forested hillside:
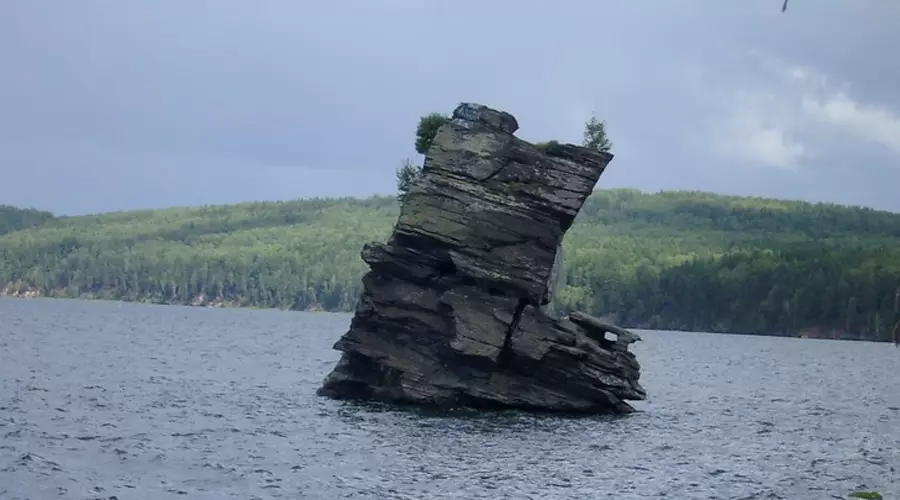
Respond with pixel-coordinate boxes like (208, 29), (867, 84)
(2, 189), (899, 341)
(0, 205), (55, 236)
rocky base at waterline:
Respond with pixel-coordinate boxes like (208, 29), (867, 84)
(317, 102), (646, 414)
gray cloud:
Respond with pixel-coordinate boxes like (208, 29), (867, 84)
(1, 0), (898, 214)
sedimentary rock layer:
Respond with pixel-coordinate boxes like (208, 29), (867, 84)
(317, 103), (646, 413)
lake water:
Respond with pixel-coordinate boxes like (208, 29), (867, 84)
(1, 297), (898, 499)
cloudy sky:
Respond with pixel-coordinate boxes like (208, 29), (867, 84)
(2, 1), (899, 215)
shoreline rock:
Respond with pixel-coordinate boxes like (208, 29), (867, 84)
(317, 102), (646, 414)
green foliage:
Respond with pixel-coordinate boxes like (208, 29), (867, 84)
(0, 196), (397, 311)
(582, 116), (612, 153)
(2, 188), (900, 341)
(395, 158), (421, 202)
(534, 140), (561, 152)
(395, 112), (449, 201)
(895, 286), (900, 346)
(414, 112), (450, 155)
(0, 205), (55, 236)
(848, 492), (883, 500)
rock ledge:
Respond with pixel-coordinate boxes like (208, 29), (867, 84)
(317, 102), (646, 414)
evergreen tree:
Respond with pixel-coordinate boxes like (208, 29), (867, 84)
(395, 158), (421, 202)
(582, 116), (612, 153)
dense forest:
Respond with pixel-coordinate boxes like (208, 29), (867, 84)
(0, 205), (55, 236)
(2, 189), (899, 341)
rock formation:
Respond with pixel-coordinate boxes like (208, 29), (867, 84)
(317, 103), (646, 414)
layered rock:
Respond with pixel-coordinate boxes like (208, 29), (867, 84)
(317, 103), (646, 413)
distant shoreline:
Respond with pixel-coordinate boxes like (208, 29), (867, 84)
(2, 290), (889, 344)
(3, 190), (899, 344)
(0, 287), (328, 313)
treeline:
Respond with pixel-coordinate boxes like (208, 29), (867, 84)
(557, 241), (900, 340)
(0, 197), (395, 311)
(1, 189), (899, 341)
(0, 205), (55, 236)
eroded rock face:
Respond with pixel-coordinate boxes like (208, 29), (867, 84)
(317, 102), (646, 413)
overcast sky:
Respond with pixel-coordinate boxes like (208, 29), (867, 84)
(2, 1), (899, 215)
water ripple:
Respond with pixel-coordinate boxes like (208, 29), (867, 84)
(1, 297), (898, 499)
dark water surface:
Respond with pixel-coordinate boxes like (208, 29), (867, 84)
(1, 298), (898, 499)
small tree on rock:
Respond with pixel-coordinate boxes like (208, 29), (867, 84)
(395, 158), (421, 202)
(415, 112), (450, 155)
(396, 112), (450, 202)
(582, 116), (612, 153)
